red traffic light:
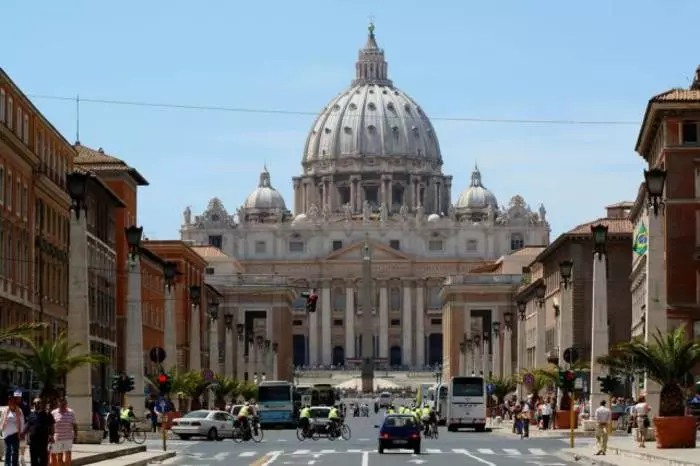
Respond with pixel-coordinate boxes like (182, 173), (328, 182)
(158, 374), (168, 384)
(564, 370), (575, 381)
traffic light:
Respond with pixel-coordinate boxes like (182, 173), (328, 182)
(598, 375), (620, 395)
(127, 375), (135, 392)
(558, 370), (576, 391)
(157, 372), (172, 394)
(111, 375), (120, 391)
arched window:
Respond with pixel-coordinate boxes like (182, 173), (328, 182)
(428, 287), (441, 309)
(333, 288), (345, 310)
(390, 287), (401, 310)
(510, 233), (524, 251)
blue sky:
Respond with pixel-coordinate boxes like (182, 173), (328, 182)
(2, 0), (698, 239)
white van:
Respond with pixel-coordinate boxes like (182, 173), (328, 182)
(377, 392), (392, 408)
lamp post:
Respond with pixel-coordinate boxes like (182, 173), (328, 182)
(557, 259), (574, 409)
(459, 333), (468, 375)
(124, 224), (146, 414)
(163, 261), (178, 373)
(492, 321), (502, 378)
(189, 285), (202, 371)
(465, 338), (473, 374)
(644, 168), (667, 216)
(224, 314), (234, 378)
(482, 331), (490, 376)
(503, 311), (514, 378)
(65, 172), (101, 443)
(534, 283), (547, 370)
(207, 302), (219, 407)
(590, 225), (609, 415)
(516, 301), (527, 396)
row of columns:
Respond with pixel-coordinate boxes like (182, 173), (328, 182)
(308, 279), (427, 366)
(459, 312), (513, 379)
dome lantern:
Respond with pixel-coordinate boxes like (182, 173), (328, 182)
(352, 22), (393, 87)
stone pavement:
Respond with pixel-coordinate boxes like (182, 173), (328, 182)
(44, 444), (175, 466)
(561, 436), (700, 466)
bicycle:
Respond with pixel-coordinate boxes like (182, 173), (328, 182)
(327, 419), (351, 441)
(233, 418), (263, 443)
(118, 421), (146, 445)
(424, 422), (438, 439)
(296, 420), (320, 441)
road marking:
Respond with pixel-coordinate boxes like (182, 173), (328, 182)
(277, 439), (288, 442)
(212, 452), (229, 461)
(454, 448), (496, 466)
(426, 448), (441, 454)
(292, 450), (311, 455)
(261, 451), (283, 466)
(528, 448), (547, 455)
(358, 438), (370, 441)
(319, 449), (336, 454)
(477, 448), (495, 454)
(240, 451), (256, 457)
(503, 448), (521, 455)
(361, 451), (369, 466)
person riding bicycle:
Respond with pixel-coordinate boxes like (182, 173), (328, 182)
(328, 405), (341, 434)
(421, 405), (433, 435)
(120, 406), (135, 436)
(248, 399), (260, 435)
(299, 404), (312, 435)
(385, 405), (395, 415)
(238, 402), (253, 435)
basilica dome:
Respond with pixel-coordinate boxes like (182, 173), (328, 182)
(455, 166), (498, 210)
(243, 166), (287, 211)
(303, 24), (442, 165)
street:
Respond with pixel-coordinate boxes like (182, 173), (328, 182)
(155, 412), (578, 466)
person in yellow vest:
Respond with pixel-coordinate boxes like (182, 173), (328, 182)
(422, 405), (434, 435)
(413, 407), (421, 424)
(120, 406), (134, 436)
(328, 405), (341, 433)
(299, 405), (312, 435)
(386, 406), (395, 415)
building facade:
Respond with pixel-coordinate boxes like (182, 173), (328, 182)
(139, 246), (168, 375)
(515, 204), (633, 384)
(0, 68), (72, 396)
(181, 26), (550, 370)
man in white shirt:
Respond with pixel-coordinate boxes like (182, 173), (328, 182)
(593, 400), (612, 455)
(540, 401), (553, 430)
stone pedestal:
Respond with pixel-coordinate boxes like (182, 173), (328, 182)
(589, 253), (609, 413)
(125, 260), (145, 414)
(189, 304), (201, 372)
(67, 210), (101, 443)
(163, 286), (177, 372)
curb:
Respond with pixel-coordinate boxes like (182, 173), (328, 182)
(560, 447), (700, 466)
(74, 446), (147, 466)
(117, 451), (177, 466)
(559, 451), (624, 466)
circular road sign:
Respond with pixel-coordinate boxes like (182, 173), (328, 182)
(523, 372), (535, 386)
(202, 368), (214, 382)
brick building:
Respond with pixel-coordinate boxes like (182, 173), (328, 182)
(0, 68), (72, 393)
(143, 240), (209, 371)
(515, 203), (633, 376)
(139, 246), (168, 375)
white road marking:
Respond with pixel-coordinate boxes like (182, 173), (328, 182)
(361, 451), (369, 466)
(277, 439), (288, 442)
(454, 448), (496, 466)
(347, 449), (362, 453)
(425, 448), (441, 454)
(239, 451), (256, 457)
(262, 451), (283, 466)
(212, 452), (229, 461)
(528, 448), (547, 455)
(358, 438), (370, 441)
(503, 448), (522, 455)
(292, 450), (311, 455)
(477, 448), (495, 454)
(319, 449), (336, 454)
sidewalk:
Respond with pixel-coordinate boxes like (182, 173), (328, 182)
(561, 436), (700, 466)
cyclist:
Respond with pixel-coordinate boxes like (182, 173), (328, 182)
(238, 402), (252, 435)
(248, 399), (260, 435)
(328, 404), (341, 435)
(412, 406), (422, 425)
(299, 404), (312, 437)
(120, 406), (135, 436)
(421, 404), (432, 435)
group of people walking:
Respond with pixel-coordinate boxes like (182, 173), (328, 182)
(1, 391), (77, 466)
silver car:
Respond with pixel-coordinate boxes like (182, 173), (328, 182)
(171, 410), (235, 440)
(310, 407), (331, 433)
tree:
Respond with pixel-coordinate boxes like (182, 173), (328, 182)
(486, 375), (517, 406)
(0, 323), (47, 363)
(598, 326), (700, 417)
(209, 376), (239, 410)
(172, 371), (211, 411)
(12, 332), (107, 401)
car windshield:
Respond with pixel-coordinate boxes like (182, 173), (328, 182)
(183, 410), (210, 419)
(384, 416), (416, 427)
(311, 408), (330, 418)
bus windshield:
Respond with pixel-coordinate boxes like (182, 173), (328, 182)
(259, 385), (292, 402)
(437, 386), (448, 400)
(451, 377), (484, 397)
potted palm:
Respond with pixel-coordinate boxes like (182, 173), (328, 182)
(598, 326), (700, 448)
(486, 375), (517, 418)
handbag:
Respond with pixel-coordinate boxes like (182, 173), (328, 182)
(643, 417), (650, 428)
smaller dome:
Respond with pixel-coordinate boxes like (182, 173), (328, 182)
(292, 214), (308, 226)
(427, 213), (440, 222)
(244, 166), (286, 211)
(455, 165), (498, 210)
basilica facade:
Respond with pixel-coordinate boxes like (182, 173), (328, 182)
(180, 25), (550, 371)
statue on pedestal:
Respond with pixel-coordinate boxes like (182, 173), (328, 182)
(399, 203), (409, 221)
(416, 204), (425, 223)
(362, 200), (371, 223)
(447, 205), (456, 222)
(539, 204), (547, 223)
(343, 203), (352, 222)
(308, 203), (319, 220)
(379, 202), (388, 223)
(183, 206), (192, 225)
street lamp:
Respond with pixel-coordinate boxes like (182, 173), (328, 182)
(644, 168), (667, 216)
(535, 283), (546, 307)
(207, 303), (219, 321)
(591, 224), (608, 259)
(224, 314), (234, 330)
(492, 321), (501, 338)
(189, 285), (201, 305)
(503, 311), (513, 329)
(66, 171), (89, 218)
(459, 333), (468, 354)
(559, 260), (573, 289)
(272, 342), (279, 353)
(125, 226), (143, 261)
(517, 301), (527, 321)
(236, 323), (244, 340)
(163, 261), (178, 291)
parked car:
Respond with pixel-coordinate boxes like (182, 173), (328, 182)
(376, 414), (421, 454)
(310, 407), (331, 433)
(171, 410), (235, 440)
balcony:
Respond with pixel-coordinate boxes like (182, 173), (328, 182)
(443, 275), (523, 286)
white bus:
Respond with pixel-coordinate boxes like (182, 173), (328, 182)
(431, 384), (448, 425)
(443, 376), (486, 432)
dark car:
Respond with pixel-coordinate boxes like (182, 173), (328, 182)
(377, 414), (421, 454)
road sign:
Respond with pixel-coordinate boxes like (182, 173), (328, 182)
(158, 397), (170, 413)
(563, 347), (579, 365)
(202, 368), (214, 382)
(522, 372), (535, 386)
(149, 347), (166, 364)
(486, 383), (494, 395)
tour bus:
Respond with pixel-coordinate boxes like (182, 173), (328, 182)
(257, 380), (296, 428)
(311, 383), (338, 406)
(431, 384), (449, 425)
(442, 376), (487, 432)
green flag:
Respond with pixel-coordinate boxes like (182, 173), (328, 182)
(633, 223), (648, 256)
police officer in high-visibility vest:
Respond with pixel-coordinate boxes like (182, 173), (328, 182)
(328, 404), (341, 433)
(299, 405), (312, 435)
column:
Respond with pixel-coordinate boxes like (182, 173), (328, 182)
(535, 304), (546, 368)
(125, 255), (145, 413)
(481, 338), (488, 376)
(189, 302), (202, 371)
(345, 282), (355, 359)
(237, 312), (245, 380)
(66, 206), (101, 443)
(321, 284), (332, 365)
(590, 251), (609, 413)
(645, 210), (667, 417)
(415, 283), (425, 367)
(163, 285), (177, 372)
(349, 179), (356, 212)
(308, 308), (319, 366)
(503, 325), (512, 378)
(402, 280), (413, 366)
(224, 320), (234, 378)
(556, 292), (566, 408)
(208, 314), (218, 407)
(379, 282), (389, 359)
(492, 316), (502, 379)
(517, 314), (525, 397)
(465, 310), (473, 374)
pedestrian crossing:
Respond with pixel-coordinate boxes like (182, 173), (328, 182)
(177, 447), (554, 460)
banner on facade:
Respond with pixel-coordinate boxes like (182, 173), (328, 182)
(633, 223), (648, 256)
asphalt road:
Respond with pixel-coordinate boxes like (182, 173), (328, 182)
(154, 411), (579, 466)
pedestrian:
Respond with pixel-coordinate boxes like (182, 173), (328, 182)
(593, 400), (612, 455)
(540, 399), (552, 430)
(633, 395), (651, 448)
(519, 400), (530, 438)
(22, 398), (54, 466)
(1, 391), (25, 466)
(106, 407), (120, 444)
(50, 397), (77, 466)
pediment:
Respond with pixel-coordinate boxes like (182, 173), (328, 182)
(324, 240), (412, 261)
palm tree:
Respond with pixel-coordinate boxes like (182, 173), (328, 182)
(209, 376), (239, 410)
(174, 371), (211, 411)
(486, 375), (517, 413)
(12, 332), (107, 401)
(0, 323), (47, 363)
(598, 326), (700, 417)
